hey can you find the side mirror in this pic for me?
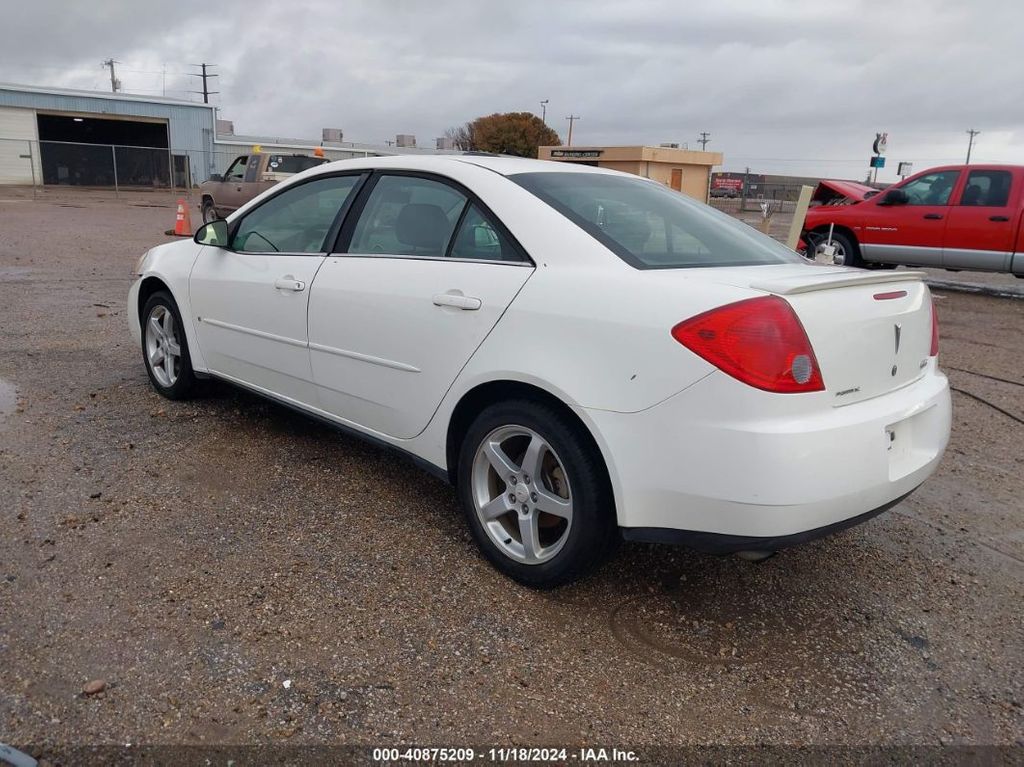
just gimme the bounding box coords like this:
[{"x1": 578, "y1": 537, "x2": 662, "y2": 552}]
[
  {"x1": 880, "y1": 188, "x2": 909, "y2": 206},
  {"x1": 194, "y1": 219, "x2": 229, "y2": 247},
  {"x1": 208, "y1": 173, "x2": 223, "y2": 182}
]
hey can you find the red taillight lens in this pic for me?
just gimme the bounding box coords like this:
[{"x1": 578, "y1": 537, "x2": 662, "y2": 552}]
[
  {"x1": 671, "y1": 296, "x2": 825, "y2": 393},
  {"x1": 929, "y1": 296, "x2": 939, "y2": 357}
]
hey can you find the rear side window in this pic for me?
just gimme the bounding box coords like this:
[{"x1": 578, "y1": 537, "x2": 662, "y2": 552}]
[
  {"x1": 958, "y1": 170, "x2": 1012, "y2": 207},
  {"x1": 510, "y1": 171, "x2": 801, "y2": 269},
  {"x1": 268, "y1": 155, "x2": 328, "y2": 174},
  {"x1": 449, "y1": 204, "x2": 520, "y2": 262},
  {"x1": 348, "y1": 175, "x2": 467, "y2": 258}
]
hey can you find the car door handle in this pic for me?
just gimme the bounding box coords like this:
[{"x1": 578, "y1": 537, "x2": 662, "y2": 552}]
[
  {"x1": 433, "y1": 293, "x2": 481, "y2": 310},
  {"x1": 923, "y1": 213, "x2": 944, "y2": 220},
  {"x1": 274, "y1": 277, "x2": 305, "y2": 292},
  {"x1": 989, "y1": 215, "x2": 1010, "y2": 222}
]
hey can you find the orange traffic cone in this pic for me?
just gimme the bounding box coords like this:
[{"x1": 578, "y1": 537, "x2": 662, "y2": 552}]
[{"x1": 167, "y1": 198, "x2": 193, "y2": 237}]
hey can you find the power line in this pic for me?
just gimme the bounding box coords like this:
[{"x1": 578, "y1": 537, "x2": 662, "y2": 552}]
[
  {"x1": 697, "y1": 131, "x2": 711, "y2": 151},
  {"x1": 189, "y1": 63, "x2": 219, "y2": 104},
  {"x1": 965, "y1": 128, "x2": 980, "y2": 164}
]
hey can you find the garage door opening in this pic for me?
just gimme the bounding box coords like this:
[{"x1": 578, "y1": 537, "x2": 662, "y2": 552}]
[{"x1": 37, "y1": 113, "x2": 171, "y2": 188}]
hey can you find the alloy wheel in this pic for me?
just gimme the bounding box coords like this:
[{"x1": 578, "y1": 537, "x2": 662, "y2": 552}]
[
  {"x1": 145, "y1": 304, "x2": 181, "y2": 388},
  {"x1": 471, "y1": 425, "x2": 574, "y2": 564}
]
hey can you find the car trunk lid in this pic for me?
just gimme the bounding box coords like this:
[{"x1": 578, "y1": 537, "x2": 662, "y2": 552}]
[{"x1": 700, "y1": 265, "x2": 934, "y2": 405}]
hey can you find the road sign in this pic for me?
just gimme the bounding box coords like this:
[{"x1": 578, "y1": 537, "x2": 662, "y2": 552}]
[
  {"x1": 870, "y1": 156, "x2": 886, "y2": 168},
  {"x1": 897, "y1": 161, "x2": 913, "y2": 176},
  {"x1": 873, "y1": 132, "x2": 888, "y2": 155}
]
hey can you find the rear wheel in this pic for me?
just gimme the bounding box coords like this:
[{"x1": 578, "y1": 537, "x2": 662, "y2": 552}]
[
  {"x1": 142, "y1": 291, "x2": 199, "y2": 400},
  {"x1": 457, "y1": 400, "x2": 618, "y2": 588}
]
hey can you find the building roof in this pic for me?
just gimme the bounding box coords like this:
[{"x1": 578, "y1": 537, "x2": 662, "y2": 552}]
[{"x1": 0, "y1": 82, "x2": 216, "y2": 110}]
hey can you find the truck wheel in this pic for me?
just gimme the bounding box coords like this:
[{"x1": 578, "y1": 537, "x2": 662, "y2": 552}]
[
  {"x1": 201, "y1": 198, "x2": 219, "y2": 224},
  {"x1": 812, "y1": 230, "x2": 864, "y2": 268}
]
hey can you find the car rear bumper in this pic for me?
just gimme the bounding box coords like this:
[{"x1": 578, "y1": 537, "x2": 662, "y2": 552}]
[{"x1": 586, "y1": 362, "x2": 951, "y2": 543}]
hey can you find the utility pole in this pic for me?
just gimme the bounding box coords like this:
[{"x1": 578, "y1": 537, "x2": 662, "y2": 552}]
[
  {"x1": 101, "y1": 59, "x2": 120, "y2": 92},
  {"x1": 565, "y1": 115, "x2": 580, "y2": 146},
  {"x1": 540, "y1": 99, "x2": 549, "y2": 125},
  {"x1": 965, "y1": 128, "x2": 980, "y2": 164},
  {"x1": 697, "y1": 131, "x2": 711, "y2": 151},
  {"x1": 740, "y1": 166, "x2": 750, "y2": 212},
  {"x1": 190, "y1": 63, "x2": 219, "y2": 103}
]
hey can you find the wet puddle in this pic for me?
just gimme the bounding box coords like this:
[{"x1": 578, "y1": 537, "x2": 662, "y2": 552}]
[{"x1": 0, "y1": 377, "x2": 16, "y2": 417}]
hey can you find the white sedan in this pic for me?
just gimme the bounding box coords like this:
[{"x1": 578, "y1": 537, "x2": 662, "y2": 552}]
[{"x1": 129, "y1": 155, "x2": 951, "y2": 587}]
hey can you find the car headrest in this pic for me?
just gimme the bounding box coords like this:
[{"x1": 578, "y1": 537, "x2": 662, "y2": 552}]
[{"x1": 396, "y1": 203, "x2": 450, "y2": 251}]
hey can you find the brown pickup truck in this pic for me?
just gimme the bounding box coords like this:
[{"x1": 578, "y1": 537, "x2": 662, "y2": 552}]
[{"x1": 199, "y1": 153, "x2": 328, "y2": 223}]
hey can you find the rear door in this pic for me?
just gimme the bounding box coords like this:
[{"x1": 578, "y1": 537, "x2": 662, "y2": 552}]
[
  {"x1": 857, "y1": 169, "x2": 960, "y2": 266},
  {"x1": 942, "y1": 168, "x2": 1018, "y2": 271},
  {"x1": 307, "y1": 172, "x2": 533, "y2": 439},
  {"x1": 189, "y1": 173, "x2": 365, "y2": 404}
]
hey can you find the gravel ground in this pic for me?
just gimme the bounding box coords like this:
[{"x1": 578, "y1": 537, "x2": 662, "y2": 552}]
[{"x1": 0, "y1": 194, "x2": 1022, "y2": 758}]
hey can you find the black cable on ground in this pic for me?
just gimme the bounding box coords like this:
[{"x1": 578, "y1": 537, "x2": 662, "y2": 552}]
[
  {"x1": 946, "y1": 366, "x2": 1024, "y2": 389},
  {"x1": 950, "y1": 386, "x2": 1024, "y2": 426}
]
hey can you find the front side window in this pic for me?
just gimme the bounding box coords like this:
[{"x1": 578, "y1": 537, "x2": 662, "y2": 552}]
[
  {"x1": 510, "y1": 171, "x2": 802, "y2": 269},
  {"x1": 224, "y1": 156, "x2": 248, "y2": 182},
  {"x1": 348, "y1": 175, "x2": 467, "y2": 258},
  {"x1": 232, "y1": 175, "x2": 362, "y2": 254},
  {"x1": 958, "y1": 170, "x2": 1011, "y2": 207},
  {"x1": 900, "y1": 170, "x2": 960, "y2": 206}
]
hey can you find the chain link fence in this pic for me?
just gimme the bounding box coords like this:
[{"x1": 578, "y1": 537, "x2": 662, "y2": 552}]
[
  {"x1": 707, "y1": 183, "x2": 812, "y2": 215},
  {"x1": 0, "y1": 138, "x2": 390, "y2": 203}
]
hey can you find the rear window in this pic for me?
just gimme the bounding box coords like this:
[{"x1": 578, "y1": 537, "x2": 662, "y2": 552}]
[
  {"x1": 510, "y1": 171, "x2": 802, "y2": 269},
  {"x1": 267, "y1": 155, "x2": 328, "y2": 174}
]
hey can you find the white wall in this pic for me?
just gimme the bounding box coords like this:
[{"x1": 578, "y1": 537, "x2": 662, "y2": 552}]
[{"x1": 0, "y1": 106, "x2": 41, "y2": 185}]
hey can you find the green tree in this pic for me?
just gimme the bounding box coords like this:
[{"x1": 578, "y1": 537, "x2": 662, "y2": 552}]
[{"x1": 467, "y1": 112, "x2": 561, "y2": 157}]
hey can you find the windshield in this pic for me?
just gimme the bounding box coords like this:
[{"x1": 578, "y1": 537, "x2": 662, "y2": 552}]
[{"x1": 510, "y1": 171, "x2": 802, "y2": 269}]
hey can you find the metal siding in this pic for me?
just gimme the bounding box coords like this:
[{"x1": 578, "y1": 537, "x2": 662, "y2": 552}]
[
  {"x1": 0, "y1": 87, "x2": 216, "y2": 185},
  {"x1": 0, "y1": 106, "x2": 40, "y2": 184}
]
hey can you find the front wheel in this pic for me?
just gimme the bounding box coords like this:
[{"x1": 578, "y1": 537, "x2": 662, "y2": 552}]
[
  {"x1": 809, "y1": 230, "x2": 864, "y2": 268},
  {"x1": 142, "y1": 291, "x2": 199, "y2": 400},
  {"x1": 201, "y1": 198, "x2": 219, "y2": 224},
  {"x1": 457, "y1": 400, "x2": 618, "y2": 588}
]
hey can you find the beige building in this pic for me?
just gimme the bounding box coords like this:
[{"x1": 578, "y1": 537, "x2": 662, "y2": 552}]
[{"x1": 538, "y1": 145, "x2": 723, "y2": 201}]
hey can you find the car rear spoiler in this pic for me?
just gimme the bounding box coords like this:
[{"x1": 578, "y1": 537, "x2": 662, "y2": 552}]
[{"x1": 751, "y1": 270, "x2": 928, "y2": 295}]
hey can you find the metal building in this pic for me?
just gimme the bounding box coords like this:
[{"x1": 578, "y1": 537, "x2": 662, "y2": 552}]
[{"x1": 0, "y1": 83, "x2": 216, "y2": 188}]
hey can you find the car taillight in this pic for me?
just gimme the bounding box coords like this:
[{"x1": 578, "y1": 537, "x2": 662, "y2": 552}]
[
  {"x1": 930, "y1": 296, "x2": 939, "y2": 357},
  {"x1": 671, "y1": 296, "x2": 825, "y2": 393}
]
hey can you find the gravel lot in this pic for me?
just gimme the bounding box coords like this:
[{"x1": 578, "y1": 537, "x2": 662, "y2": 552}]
[{"x1": 1, "y1": 192, "x2": 1022, "y2": 757}]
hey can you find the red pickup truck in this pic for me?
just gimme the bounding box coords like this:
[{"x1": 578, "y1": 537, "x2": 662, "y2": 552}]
[{"x1": 801, "y1": 164, "x2": 1024, "y2": 276}]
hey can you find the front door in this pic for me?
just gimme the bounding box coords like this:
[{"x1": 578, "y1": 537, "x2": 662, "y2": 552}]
[
  {"x1": 857, "y1": 169, "x2": 960, "y2": 267},
  {"x1": 308, "y1": 172, "x2": 533, "y2": 439},
  {"x1": 943, "y1": 168, "x2": 1018, "y2": 272},
  {"x1": 189, "y1": 173, "x2": 365, "y2": 404},
  {"x1": 216, "y1": 155, "x2": 250, "y2": 213}
]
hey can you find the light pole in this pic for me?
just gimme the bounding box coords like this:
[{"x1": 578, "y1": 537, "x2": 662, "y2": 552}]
[{"x1": 540, "y1": 100, "x2": 549, "y2": 125}]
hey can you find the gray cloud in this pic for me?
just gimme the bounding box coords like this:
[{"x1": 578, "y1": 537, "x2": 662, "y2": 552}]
[{"x1": 4, "y1": 0, "x2": 1023, "y2": 179}]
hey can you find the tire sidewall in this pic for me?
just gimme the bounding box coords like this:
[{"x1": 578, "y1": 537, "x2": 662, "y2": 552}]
[
  {"x1": 456, "y1": 400, "x2": 616, "y2": 588},
  {"x1": 141, "y1": 291, "x2": 196, "y2": 400},
  {"x1": 201, "y1": 199, "x2": 218, "y2": 224}
]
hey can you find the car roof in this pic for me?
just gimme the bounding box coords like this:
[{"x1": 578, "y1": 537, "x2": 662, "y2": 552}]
[{"x1": 314, "y1": 153, "x2": 618, "y2": 178}]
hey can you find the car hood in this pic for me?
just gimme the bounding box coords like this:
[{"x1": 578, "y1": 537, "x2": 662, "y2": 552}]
[{"x1": 811, "y1": 179, "x2": 879, "y2": 206}]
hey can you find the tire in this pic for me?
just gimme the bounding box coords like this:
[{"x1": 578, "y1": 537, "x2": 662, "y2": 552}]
[
  {"x1": 201, "y1": 198, "x2": 219, "y2": 224},
  {"x1": 810, "y1": 230, "x2": 864, "y2": 268},
  {"x1": 141, "y1": 291, "x2": 199, "y2": 400},
  {"x1": 456, "y1": 400, "x2": 618, "y2": 588}
]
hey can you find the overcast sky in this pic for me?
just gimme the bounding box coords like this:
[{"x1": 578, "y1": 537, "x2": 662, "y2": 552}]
[{"x1": 5, "y1": 0, "x2": 1023, "y2": 180}]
